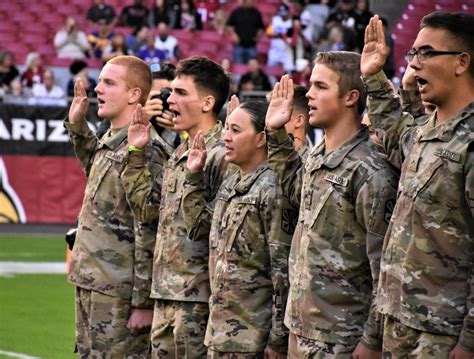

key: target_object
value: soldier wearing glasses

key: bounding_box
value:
[361,12,474,358]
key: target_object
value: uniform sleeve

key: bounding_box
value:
[121,145,167,309]
[263,186,292,353]
[459,145,474,352]
[64,118,98,176]
[355,166,399,351]
[181,145,232,241]
[399,87,425,119]
[363,71,415,170]
[266,127,304,209]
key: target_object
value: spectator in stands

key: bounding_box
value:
[67,60,97,98]
[299,0,329,47]
[8,78,23,97]
[221,57,239,95]
[173,0,202,31]
[0,51,19,93]
[238,58,272,93]
[154,22,179,61]
[126,25,149,55]
[354,0,373,52]
[267,4,294,71]
[54,16,92,59]
[195,0,220,27]
[211,8,227,35]
[21,52,45,88]
[290,58,311,87]
[137,33,166,65]
[326,0,358,51]
[120,0,149,28]
[317,24,346,52]
[226,0,265,64]
[88,18,115,59]
[31,69,66,99]
[86,0,117,26]
[148,0,170,28]
[102,33,129,62]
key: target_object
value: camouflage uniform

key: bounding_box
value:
[65,118,168,357]
[147,122,232,358]
[182,162,292,355]
[266,126,399,354]
[364,71,474,353]
[298,142,310,163]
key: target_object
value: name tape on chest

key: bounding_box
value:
[434,148,461,162]
[324,173,348,187]
[105,151,125,163]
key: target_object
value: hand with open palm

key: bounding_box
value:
[68,78,89,124]
[265,75,294,131]
[128,104,151,149]
[361,15,389,77]
[187,130,207,172]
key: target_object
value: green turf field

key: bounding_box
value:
[0,235,75,358]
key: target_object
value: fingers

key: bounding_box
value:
[227,94,240,117]
[375,15,386,47]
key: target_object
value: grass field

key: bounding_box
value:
[0,235,75,358]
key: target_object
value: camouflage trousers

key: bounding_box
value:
[382,316,458,358]
[75,287,151,358]
[207,349,263,359]
[151,299,209,359]
[288,333,355,358]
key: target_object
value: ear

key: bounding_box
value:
[344,89,360,109]
[293,113,306,129]
[255,131,266,149]
[455,52,471,76]
[128,87,142,105]
[202,95,216,114]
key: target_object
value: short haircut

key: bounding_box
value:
[315,51,366,115]
[421,11,474,77]
[152,62,176,81]
[239,100,269,133]
[175,56,230,116]
[293,85,309,121]
[108,55,152,105]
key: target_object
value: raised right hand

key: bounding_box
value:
[361,15,389,77]
[128,104,151,149]
[68,78,89,124]
[187,130,207,172]
[265,74,294,131]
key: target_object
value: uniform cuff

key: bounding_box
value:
[127,150,146,167]
[64,117,90,134]
[265,127,290,146]
[185,169,205,185]
[362,70,389,92]
[458,331,474,352]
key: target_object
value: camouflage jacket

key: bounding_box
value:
[183,162,291,353]
[65,118,167,308]
[364,71,474,351]
[267,126,398,350]
[151,122,231,302]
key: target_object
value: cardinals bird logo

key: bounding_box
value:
[0,158,26,223]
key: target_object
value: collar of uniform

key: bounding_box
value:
[98,125,129,150]
[298,143,309,157]
[232,162,270,195]
[419,102,474,142]
[150,127,175,157]
[308,126,368,171]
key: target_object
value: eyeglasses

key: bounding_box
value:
[405,48,463,63]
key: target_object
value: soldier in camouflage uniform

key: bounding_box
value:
[65,56,169,357]
[265,53,399,358]
[127,56,232,358]
[182,101,291,358]
[361,13,474,357]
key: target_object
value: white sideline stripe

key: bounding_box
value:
[0,349,41,358]
[0,262,66,274]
